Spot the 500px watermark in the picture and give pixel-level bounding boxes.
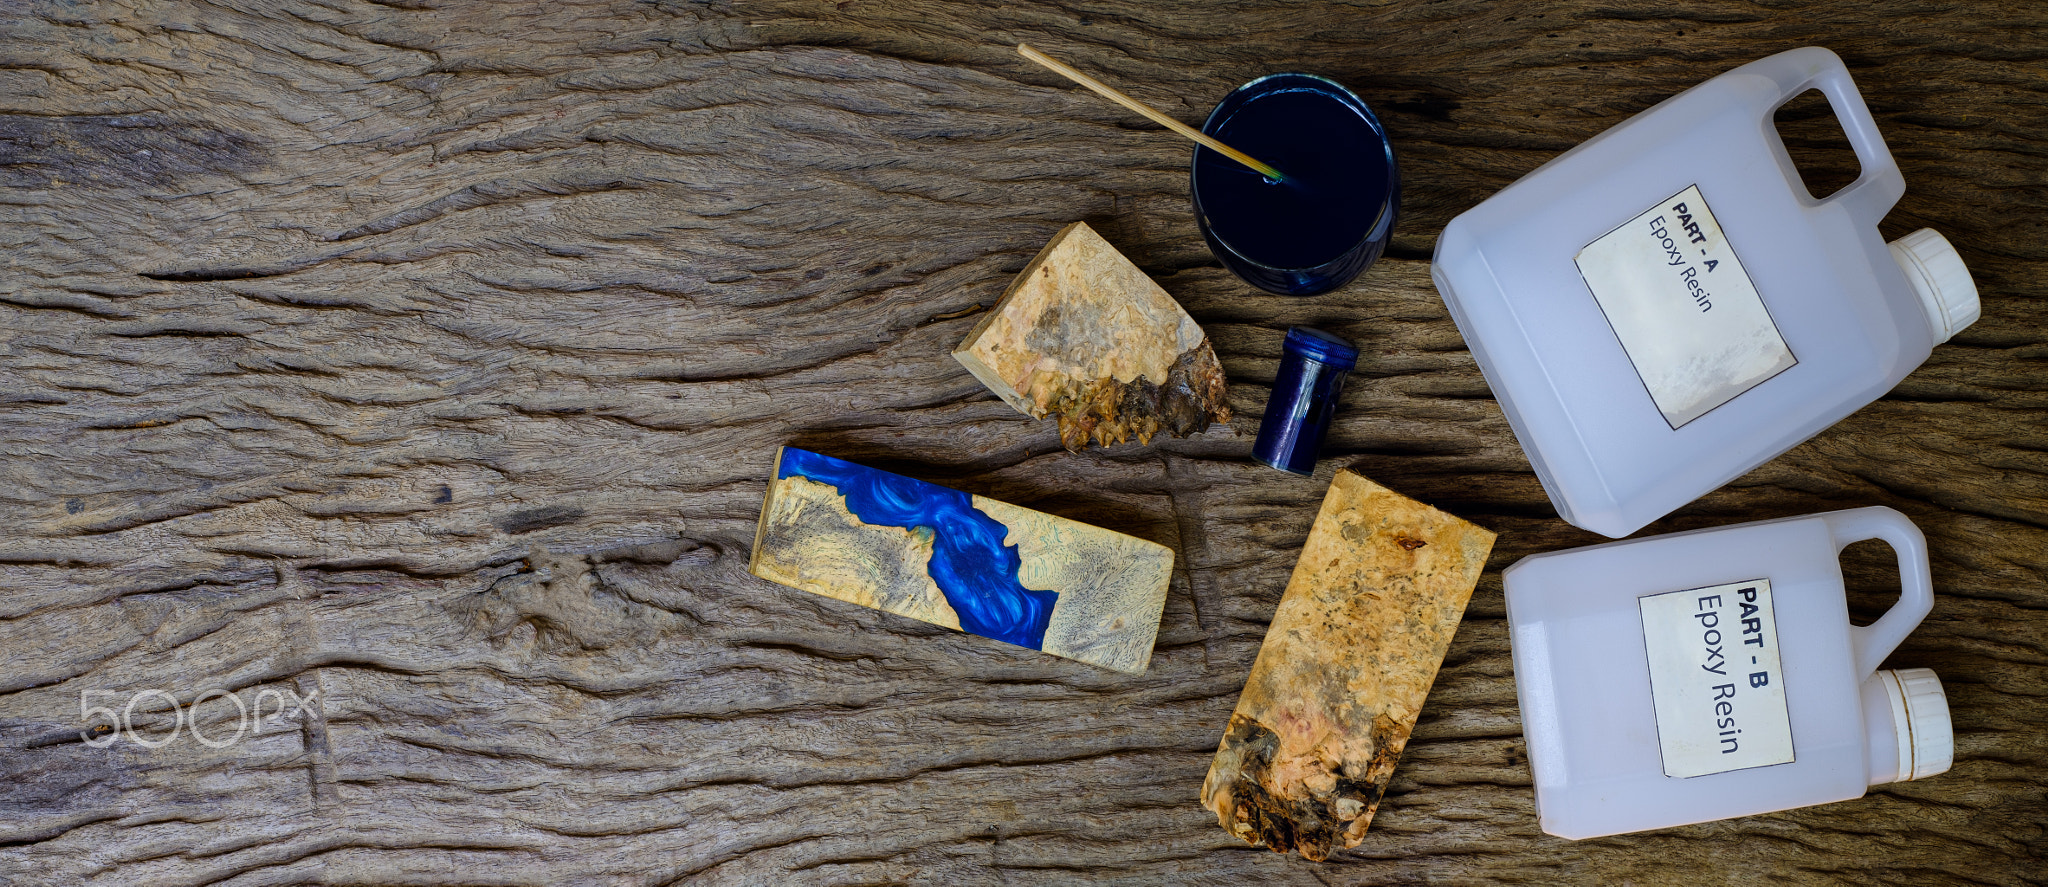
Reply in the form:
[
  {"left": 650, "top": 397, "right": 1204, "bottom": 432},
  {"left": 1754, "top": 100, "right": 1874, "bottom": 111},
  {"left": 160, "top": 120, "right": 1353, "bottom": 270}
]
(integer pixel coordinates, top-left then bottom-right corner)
[{"left": 80, "top": 688, "right": 318, "bottom": 749}]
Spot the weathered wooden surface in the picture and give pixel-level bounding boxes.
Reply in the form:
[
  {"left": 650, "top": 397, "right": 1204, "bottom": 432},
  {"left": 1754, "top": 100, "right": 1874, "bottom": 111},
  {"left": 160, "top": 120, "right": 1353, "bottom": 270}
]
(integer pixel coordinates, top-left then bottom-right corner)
[{"left": 0, "top": 1, "right": 2042, "bottom": 884}]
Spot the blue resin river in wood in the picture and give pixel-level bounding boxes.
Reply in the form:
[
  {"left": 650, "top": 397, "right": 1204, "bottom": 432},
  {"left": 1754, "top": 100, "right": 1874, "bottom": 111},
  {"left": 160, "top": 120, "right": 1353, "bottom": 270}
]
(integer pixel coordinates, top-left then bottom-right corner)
[{"left": 777, "top": 448, "right": 1059, "bottom": 648}]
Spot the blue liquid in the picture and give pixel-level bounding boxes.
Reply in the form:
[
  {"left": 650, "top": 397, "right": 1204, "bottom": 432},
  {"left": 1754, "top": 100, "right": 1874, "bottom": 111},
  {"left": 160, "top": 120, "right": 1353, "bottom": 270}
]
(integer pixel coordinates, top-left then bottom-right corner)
[
  {"left": 1193, "top": 75, "right": 1398, "bottom": 295},
  {"left": 778, "top": 449, "right": 1058, "bottom": 648}
]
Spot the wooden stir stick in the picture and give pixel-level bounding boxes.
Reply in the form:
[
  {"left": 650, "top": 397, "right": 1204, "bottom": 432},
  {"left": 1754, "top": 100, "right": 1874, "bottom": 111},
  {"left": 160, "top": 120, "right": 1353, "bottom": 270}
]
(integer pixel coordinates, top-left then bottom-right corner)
[{"left": 1016, "top": 44, "right": 1287, "bottom": 183}]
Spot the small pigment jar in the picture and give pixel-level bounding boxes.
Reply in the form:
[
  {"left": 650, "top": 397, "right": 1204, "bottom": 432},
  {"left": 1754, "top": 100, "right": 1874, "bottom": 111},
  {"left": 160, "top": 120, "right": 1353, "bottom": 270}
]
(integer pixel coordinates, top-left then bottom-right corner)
[{"left": 1253, "top": 327, "right": 1359, "bottom": 475}]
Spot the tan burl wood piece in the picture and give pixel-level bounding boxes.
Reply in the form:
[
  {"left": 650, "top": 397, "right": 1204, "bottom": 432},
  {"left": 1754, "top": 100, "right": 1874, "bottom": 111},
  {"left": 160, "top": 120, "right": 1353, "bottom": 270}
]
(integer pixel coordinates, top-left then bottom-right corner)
[
  {"left": 1203, "top": 470, "right": 1497, "bottom": 861},
  {"left": 953, "top": 221, "right": 1230, "bottom": 451}
]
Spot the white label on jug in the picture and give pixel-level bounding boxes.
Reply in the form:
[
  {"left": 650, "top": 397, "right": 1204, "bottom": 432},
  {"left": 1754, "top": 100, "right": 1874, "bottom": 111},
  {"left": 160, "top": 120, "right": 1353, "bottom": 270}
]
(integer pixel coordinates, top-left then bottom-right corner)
[
  {"left": 1575, "top": 185, "right": 1795, "bottom": 429},
  {"left": 1639, "top": 579, "right": 1794, "bottom": 778}
]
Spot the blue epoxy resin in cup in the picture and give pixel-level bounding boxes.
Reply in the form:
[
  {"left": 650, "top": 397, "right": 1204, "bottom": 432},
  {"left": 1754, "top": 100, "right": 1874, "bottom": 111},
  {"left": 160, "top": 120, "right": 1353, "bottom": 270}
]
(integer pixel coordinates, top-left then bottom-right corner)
[
  {"left": 1192, "top": 74, "right": 1399, "bottom": 296},
  {"left": 1254, "top": 328, "right": 1359, "bottom": 475}
]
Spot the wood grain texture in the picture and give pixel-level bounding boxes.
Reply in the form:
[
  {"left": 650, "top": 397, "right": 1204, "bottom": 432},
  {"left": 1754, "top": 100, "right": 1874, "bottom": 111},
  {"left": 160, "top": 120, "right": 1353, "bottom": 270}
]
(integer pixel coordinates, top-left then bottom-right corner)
[{"left": 0, "top": 1, "right": 2041, "bottom": 884}]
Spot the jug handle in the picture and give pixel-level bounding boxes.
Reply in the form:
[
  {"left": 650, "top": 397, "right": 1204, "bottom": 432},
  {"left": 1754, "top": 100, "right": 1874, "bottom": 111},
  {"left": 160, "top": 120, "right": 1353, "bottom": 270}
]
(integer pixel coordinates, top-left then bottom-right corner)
[
  {"left": 1820, "top": 506, "right": 1935, "bottom": 676},
  {"left": 1743, "top": 47, "right": 1905, "bottom": 223}
]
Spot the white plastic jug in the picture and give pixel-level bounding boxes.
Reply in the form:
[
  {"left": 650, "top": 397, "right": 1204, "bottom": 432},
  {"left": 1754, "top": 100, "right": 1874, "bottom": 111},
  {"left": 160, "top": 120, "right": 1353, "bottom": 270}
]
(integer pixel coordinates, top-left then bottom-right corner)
[
  {"left": 1504, "top": 507, "right": 1953, "bottom": 840},
  {"left": 1433, "top": 48, "right": 1980, "bottom": 538}
]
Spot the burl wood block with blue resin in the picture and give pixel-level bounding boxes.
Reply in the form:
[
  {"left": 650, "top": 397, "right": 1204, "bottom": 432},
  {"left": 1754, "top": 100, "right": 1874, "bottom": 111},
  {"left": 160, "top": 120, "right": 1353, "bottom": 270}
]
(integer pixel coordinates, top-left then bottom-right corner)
[{"left": 749, "top": 447, "right": 1175, "bottom": 674}]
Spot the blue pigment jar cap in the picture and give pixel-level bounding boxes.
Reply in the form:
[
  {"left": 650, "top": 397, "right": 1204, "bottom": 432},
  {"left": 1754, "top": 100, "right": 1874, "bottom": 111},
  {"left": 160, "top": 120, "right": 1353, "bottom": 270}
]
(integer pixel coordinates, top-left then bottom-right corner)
[
  {"left": 1254, "top": 327, "right": 1358, "bottom": 476},
  {"left": 1284, "top": 327, "right": 1359, "bottom": 369}
]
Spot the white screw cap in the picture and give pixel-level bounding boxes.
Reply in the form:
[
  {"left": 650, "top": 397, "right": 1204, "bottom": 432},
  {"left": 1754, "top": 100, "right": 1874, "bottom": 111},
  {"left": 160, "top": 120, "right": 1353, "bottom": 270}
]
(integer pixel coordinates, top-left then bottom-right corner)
[
  {"left": 1888, "top": 228, "right": 1980, "bottom": 344},
  {"left": 1878, "top": 667, "right": 1954, "bottom": 782}
]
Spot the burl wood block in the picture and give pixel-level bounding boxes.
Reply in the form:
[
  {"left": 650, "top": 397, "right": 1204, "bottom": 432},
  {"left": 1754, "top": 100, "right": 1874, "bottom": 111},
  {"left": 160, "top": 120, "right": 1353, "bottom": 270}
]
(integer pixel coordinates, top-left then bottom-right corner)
[
  {"left": 750, "top": 446, "right": 1175, "bottom": 674},
  {"left": 1201, "top": 470, "right": 1496, "bottom": 860},
  {"left": 953, "top": 221, "right": 1230, "bottom": 452}
]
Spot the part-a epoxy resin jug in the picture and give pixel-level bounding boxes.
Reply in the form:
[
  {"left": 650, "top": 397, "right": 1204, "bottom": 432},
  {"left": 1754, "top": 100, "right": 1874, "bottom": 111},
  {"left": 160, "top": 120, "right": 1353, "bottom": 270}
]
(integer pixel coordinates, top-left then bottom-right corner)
[
  {"left": 1433, "top": 48, "right": 1980, "bottom": 538},
  {"left": 1504, "top": 507, "right": 1953, "bottom": 840}
]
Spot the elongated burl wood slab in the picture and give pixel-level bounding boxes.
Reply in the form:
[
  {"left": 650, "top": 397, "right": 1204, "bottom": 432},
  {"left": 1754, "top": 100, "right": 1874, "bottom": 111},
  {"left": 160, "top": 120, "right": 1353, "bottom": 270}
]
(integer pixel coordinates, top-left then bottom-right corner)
[
  {"left": 750, "top": 447, "right": 1174, "bottom": 673},
  {"left": 1203, "top": 469, "right": 1496, "bottom": 860},
  {"left": 953, "top": 221, "right": 1230, "bottom": 451}
]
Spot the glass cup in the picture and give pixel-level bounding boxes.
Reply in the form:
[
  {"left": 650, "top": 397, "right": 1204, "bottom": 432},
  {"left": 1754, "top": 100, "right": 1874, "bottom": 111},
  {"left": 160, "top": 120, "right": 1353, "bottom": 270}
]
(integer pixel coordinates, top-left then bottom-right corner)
[{"left": 1191, "top": 74, "right": 1400, "bottom": 296}]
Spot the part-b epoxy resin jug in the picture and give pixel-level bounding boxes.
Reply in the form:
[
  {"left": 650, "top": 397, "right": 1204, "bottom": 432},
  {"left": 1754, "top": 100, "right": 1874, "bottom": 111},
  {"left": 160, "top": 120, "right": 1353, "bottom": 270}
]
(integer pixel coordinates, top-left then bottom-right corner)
[
  {"left": 1505, "top": 507, "right": 1953, "bottom": 840},
  {"left": 1433, "top": 48, "right": 1980, "bottom": 538}
]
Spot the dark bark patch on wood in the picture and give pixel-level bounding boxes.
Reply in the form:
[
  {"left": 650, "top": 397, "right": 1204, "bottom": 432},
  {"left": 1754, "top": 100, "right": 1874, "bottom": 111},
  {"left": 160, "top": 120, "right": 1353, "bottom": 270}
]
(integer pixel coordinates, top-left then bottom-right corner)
[
  {"left": 0, "top": 729, "right": 131, "bottom": 818},
  {"left": 0, "top": 113, "right": 262, "bottom": 189},
  {"left": 498, "top": 506, "right": 586, "bottom": 535}
]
